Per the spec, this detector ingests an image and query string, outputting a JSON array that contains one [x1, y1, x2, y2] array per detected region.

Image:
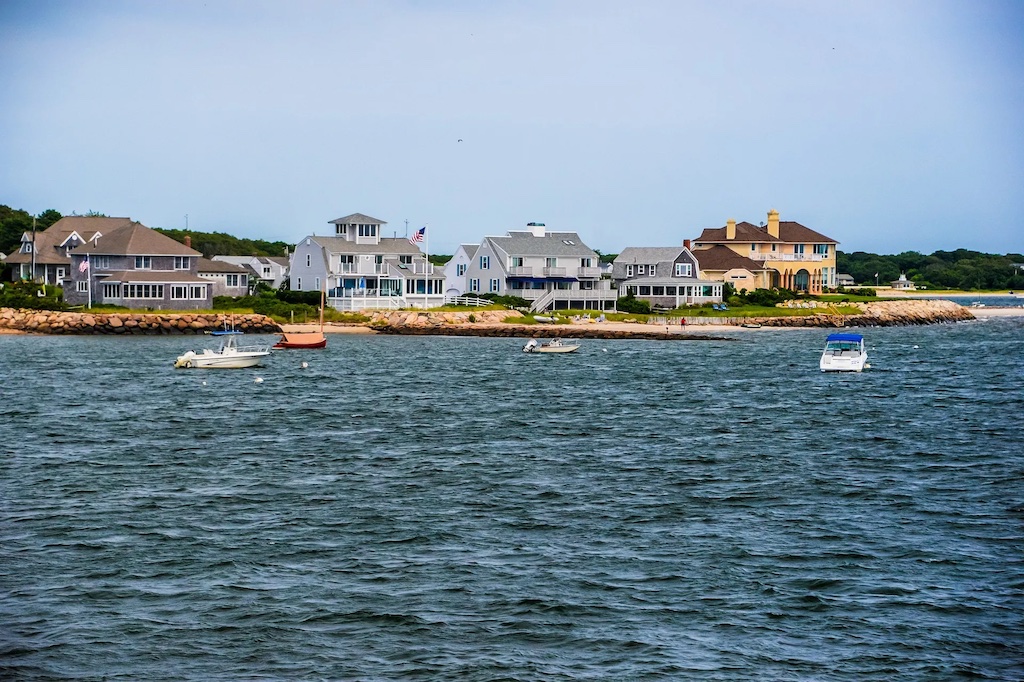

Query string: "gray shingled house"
[[5, 216, 134, 285], [613, 245, 723, 307], [65, 221, 211, 310], [465, 222, 616, 312]]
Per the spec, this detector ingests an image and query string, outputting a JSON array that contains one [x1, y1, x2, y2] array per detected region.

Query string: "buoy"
[[201, 380, 207, 386], [602, 348, 608, 352], [300, 361, 308, 369], [913, 345, 919, 349], [254, 377, 264, 384]]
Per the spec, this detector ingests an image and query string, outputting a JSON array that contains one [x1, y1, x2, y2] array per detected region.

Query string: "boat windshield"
[[825, 340, 861, 353]]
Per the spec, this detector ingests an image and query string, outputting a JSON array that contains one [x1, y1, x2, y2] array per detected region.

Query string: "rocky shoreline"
[[0, 299, 976, 338], [0, 309, 280, 335]]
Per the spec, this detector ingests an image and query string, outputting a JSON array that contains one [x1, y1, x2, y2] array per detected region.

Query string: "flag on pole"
[[408, 226, 426, 245], [79, 256, 89, 272]]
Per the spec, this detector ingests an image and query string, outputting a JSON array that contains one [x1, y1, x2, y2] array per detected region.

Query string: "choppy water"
[[2, 319, 1022, 680]]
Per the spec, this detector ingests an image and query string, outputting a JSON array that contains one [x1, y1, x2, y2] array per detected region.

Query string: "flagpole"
[[424, 223, 429, 310], [86, 254, 91, 309]]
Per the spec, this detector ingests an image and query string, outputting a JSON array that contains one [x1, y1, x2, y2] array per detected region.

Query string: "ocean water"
[[1, 318, 1022, 681]]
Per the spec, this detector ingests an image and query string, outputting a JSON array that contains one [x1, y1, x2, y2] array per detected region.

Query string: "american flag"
[[408, 226, 426, 245], [79, 257, 89, 272]]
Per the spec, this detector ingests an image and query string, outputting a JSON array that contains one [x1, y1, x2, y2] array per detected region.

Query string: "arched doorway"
[[794, 269, 810, 292]]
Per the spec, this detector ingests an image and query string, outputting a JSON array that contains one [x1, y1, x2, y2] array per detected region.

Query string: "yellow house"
[[692, 210, 839, 293]]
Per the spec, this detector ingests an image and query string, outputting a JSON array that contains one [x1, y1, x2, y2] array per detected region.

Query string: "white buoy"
[[602, 348, 608, 352], [301, 361, 309, 369], [913, 345, 919, 349], [254, 377, 264, 384], [201, 380, 207, 386]]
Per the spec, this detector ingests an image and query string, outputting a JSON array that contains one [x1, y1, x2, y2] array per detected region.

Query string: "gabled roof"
[[487, 231, 597, 258], [692, 245, 767, 272], [456, 243, 480, 259], [97, 270, 210, 284], [329, 213, 386, 225], [309, 236, 422, 256], [5, 216, 134, 264], [696, 220, 837, 244], [614, 247, 687, 264], [76, 221, 201, 257]]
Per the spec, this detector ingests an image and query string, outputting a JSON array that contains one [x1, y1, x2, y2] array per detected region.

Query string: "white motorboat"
[[523, 338, 580, 354], [819, 332, 867, 372], [174, 331, 272, 369]]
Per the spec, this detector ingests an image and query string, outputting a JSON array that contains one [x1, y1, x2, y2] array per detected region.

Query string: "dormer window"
[[562, 239, 575, 245]]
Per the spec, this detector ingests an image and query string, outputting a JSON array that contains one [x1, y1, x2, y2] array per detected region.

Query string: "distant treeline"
[[154, 228, 290, 260], [838, 250, 1024, 290], [3, 203, 1022, 290]]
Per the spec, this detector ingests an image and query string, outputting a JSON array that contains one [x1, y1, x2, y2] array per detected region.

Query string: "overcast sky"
[[2, 0, 1022, 255]]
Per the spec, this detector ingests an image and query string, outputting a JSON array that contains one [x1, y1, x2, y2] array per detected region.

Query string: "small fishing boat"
[[174, 331, 272, 369], [274, 287, 327, 349], [523, 338, 580, 354], [819, 332, 867, 372]]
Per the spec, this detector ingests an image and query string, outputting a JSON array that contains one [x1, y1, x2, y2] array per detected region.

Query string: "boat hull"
[[273, 332, 327, 349]]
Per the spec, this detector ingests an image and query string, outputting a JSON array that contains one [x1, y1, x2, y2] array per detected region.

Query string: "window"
[[226, 274, 239, 287], [480, 255, 490, 269], [306, 254, 311, 267], [639, 285, 651, 295], [135, 256, 152, 269], [399, 255, 412, 264], [358, 224, 377, 237], [262, 267, 271, 277], [191, 285, 205, 299], [626, 265, 633, 277], [545, 257, 557, 267], [22, 243, 33, 253], [511, 257, 524, 267], [771, 244, 777, 252], [94, 256, 110, 269], [315, 277, 320, 291], [174, 256, 189, 270], [103, 283, 120, 297], [653, 286, 664, 295], [751, 244, 756, 252], [665, 286, 676, 295], [794, 244, 806, 254], [489, 278, 499, 292], [469, 278, 480, 292], [649, 265, 656, 277], [637, 265, 645, 276], [813, 244, 829, 255], [457, 264, 466, 276], [124, 284, 164, 298], [675, 263, 692, 277], [171, 285, 188, 299], [297, 277, 302, 289], [580, 257, 592, 267], [76, 281, 88, 293]]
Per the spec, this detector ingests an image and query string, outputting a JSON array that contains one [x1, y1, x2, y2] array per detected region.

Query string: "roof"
[[309, 236, 423, 255], [329, 213, 386, 225], [692, 245, 766, 272], [76, 221, 201, 257], [696, 220, 838, 244], [97, 270, 210, 284], [197, 258, 248, 273], [826, 333, 863, 342], [5, 216, 135, 264], [487, 231, 597, 258], [614, 247, 687, 263]]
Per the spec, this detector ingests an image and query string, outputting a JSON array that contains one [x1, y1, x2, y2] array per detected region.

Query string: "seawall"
[[0, 308, 281, 335]]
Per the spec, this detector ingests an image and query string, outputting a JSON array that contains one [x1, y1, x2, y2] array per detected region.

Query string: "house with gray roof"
[[289, 213, 444, 310], [64, 221, 211, 310], [442, 243, 479, 298], [213, 254, 290, 290], [689, 244, 772, 293], [613, 245, 723, 307], [464, 222, 616, 312], [197, 258, 250, 297], [5, 216, 133, 286]]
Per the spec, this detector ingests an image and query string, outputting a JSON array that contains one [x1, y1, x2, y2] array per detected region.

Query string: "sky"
[[2, 0, 1022, 256]]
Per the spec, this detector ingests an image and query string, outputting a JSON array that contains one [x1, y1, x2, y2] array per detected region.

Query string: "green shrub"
[[617, 293, 651, 314]]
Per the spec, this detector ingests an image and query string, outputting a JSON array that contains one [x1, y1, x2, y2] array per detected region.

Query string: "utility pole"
[[31, 216, 37, 282]]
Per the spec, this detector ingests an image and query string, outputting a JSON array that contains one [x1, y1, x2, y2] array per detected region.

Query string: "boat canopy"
[[826, 333, 863, 342], [210, 330, 244, 336]]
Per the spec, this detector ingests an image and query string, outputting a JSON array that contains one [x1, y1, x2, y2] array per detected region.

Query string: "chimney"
[[185, 235, 192, 248], [527, 222, 546, 237], [726, 219, 736, 240], [767, 209, 780, 239], [683, 239, 691, 250]]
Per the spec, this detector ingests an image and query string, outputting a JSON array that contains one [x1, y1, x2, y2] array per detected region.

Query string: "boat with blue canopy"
[[819, 333, 868, 372]]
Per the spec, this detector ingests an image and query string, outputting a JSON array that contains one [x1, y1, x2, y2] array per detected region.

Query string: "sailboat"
[[273, 287, 328, 349]]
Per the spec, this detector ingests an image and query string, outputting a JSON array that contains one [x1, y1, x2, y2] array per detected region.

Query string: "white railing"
[[509, 266, 534, 276], [530, 289, 557, 312], [335, 264, 389, 275], [577, 267, 601, 278], [542, 267, 567, 277], [446, 295, 491, 307], [749, 253, 827, 262]]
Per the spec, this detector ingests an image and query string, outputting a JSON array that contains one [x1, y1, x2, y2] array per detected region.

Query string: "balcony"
[[509, 266, 534, 277], [542, 267, 567, 277], [335, 264, 389, 275], [749, 253, 828, 262], [577, 266, 601, 278]]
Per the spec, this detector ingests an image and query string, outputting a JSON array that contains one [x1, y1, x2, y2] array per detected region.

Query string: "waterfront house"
[[836, 273, 856, 287], [289, 213, 445, 310], [612, 245, 724, 307], [692, 210, 839, 293], [891, 273, 917, 290], [689, 244, 772, 292], [212, 254, 290, 290], [64, 221, 211, 310], [5, 216, 133, 286], [463, 222, 616, 312], [442, 243, 479, 299], [197, 258, 250, 297]]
